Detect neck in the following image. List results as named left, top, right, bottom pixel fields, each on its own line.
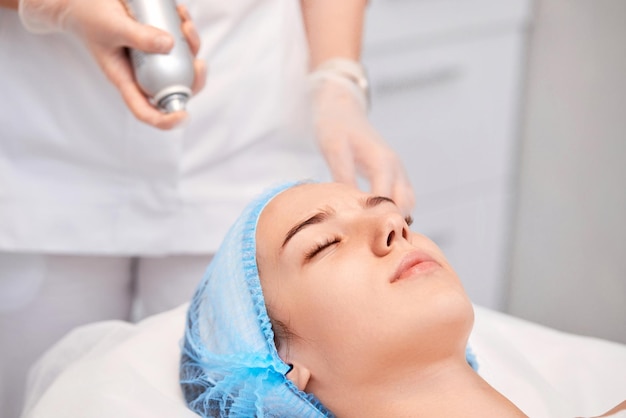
left=321, top=358, right=527, bottom=418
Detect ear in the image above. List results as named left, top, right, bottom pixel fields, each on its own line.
left=285, top=362, right=311, bottom=392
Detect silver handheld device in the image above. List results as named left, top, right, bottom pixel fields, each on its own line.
left=126, top=0, right=194, bottom=113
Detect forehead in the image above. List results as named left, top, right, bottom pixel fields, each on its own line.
left=262, top=183, right=363, bottom=221
left=256, top=183, right=364, bottom=246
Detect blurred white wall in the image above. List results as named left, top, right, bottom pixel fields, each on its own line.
left=363, top=0, right=531, bottom=311
left=506, top=0, right=626, bottom=343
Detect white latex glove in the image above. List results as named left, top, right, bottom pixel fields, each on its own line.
left=309, top=59, right=415, bottom=216
left=18, top=0, right=207, bottom=130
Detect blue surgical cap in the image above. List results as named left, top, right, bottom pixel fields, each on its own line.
left=180, top=180, right=478, bottom=417
left=179, top=180, right=333, bottom=417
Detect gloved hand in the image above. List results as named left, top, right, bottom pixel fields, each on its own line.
left=18, top=0, right=207, bottom=130
left=309, top=58, right=415, bottom=215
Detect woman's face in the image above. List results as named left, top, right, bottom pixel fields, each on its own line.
left=256, top=182, right=473, bottom=391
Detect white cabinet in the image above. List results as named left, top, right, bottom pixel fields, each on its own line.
left=362, top=0, right=532, bottom=309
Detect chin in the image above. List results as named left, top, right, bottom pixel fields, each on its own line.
left=410, top=286, right=475, bottom=353
left=434, top=286, right=473, bottom=321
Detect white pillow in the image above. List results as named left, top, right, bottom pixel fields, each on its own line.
left=22, top=304, right=626, bottom=418
left=22, top=304, right=197, bottom=418
left=469, top=307, right=626, bottom=417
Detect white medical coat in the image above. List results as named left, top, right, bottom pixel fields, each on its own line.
left=0, top=0, right=326, bottom=255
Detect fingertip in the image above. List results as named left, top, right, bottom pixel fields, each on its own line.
left=197, top=59, right=208, bottom=75
left=182, top=20, right=201, bottom=55
left=107, top=55, right=187, bottom=130
left=191, top=59, right=208, bottom=94
left=119, top=84, right=172, bottom=130
left=152, top=31, right=174, bottom=53
left=161, top=111, right=189, bottom=130
left=177, top=4, right=191, bottom=22
left=403, top=182, right=417, bottom=211
left=396, top=186, right=417, bottom=216
left=334, top=175, right=358, bottom=189
left=139, top=109, right=187, bottom=131
left=124, top=21, right=173, bottom=53
left=330, top=167, right=357, bottom=187
left=402, top=199, right=416, bottom=218
left=370, top=178, right=393, bottom=202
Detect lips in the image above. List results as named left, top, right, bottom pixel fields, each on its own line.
left=390, top=251, right=440, bottom=283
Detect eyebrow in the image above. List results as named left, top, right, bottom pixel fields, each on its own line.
left=280, top=195, right=397, bottom=249
left=364, top=195, right=395, bottom=209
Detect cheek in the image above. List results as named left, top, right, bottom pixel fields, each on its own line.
left=285, top=263, right=376, bottom=335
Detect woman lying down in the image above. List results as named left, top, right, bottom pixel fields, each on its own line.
left=179, top=180, right=626, bottom=418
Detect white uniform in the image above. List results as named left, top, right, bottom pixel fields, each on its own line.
left=0, top=0, right=324, bottom=255
left=0, top=2, right=326, bottom=417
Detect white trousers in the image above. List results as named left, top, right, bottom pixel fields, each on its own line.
left=0, top=252, right=212, bottom=418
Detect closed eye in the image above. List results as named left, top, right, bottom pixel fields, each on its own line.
left=304, top=237, right=340, bottom=261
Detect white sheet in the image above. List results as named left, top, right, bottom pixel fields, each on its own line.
left=21, top=304, right=626, bottom=418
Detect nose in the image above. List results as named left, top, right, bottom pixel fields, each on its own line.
left=372, top=212, right=409, bottom=256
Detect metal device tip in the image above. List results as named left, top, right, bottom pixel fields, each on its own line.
left=159, top=93, right=188, bottom=113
